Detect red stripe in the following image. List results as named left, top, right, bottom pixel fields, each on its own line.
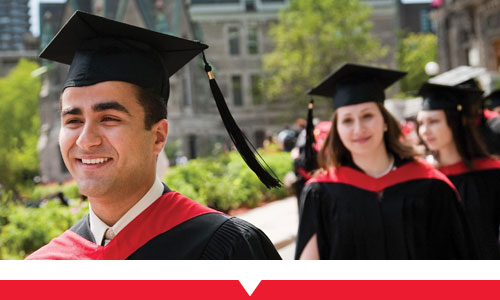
left=439, top=157, right=500, bottom=177
left=297, top=167, right=311, bottom=180
left=2, top=280, right=500, bottom=299
left=307, top=159, right=456, bottom=193
left=484, top=109, right=499, bottom=120
left=26, top=192, right=220, bottom=260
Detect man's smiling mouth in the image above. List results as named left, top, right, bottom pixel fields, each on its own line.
left=78, top=158, right=111, bottom=165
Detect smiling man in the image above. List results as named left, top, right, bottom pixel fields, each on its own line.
left=26, top=11, right=280, bottom=260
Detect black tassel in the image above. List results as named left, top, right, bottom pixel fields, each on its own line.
left=201, top=51, right=282, bottom=188
left=304, top=99, right=317, bottom=172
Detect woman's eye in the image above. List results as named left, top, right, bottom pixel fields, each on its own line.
left=362, top=113, right=373, bottom=119
left=342, top=118, right=353, bottom=124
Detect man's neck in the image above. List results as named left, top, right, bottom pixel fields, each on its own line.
left=88, top=176, right=156, bottom=226
left=351, top=145, right=392, bottom=178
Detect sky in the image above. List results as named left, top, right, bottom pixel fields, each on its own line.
left=28, top=0, right=66, bottom=37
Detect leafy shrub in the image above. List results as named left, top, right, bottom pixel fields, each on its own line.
left=0, top=193, right=88, bottom=259
left=164, top=150, right=293, bottom=212
left=32, top=181, right=80, bottom=201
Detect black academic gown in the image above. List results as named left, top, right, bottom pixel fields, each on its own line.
left=295, top=159, right=474, bottom=260
left=439, top=158, right=500, bottom=259
left=26, top=186, right=281, bottom=260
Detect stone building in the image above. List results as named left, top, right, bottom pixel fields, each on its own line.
left=0, top=0, right=37, bottom=76
left=37, top=0, right=218, bottom=183
left=189, top=0, right=402, bottom=147
left=430, top=0, right=500, bottom=89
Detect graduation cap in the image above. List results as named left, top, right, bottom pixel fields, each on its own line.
left=484, top=90, right=500, bottom=109
left=41, top=11, right=281, bottom=188
left=307, top=63, right=406, bottom=109
left=419, top=82, right=483, bottom=113
left=428, top=65, right=485, bottom=89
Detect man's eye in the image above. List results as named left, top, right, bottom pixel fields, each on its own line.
left=65, top=119, right=82, bottom=125
left=102, top=117, right=120, bottom=122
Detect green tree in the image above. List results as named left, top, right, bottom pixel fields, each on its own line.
left=0, top=59, right=41, bottom=194
left=397, top=32, right=437, bottom=95
left=262, top=0, right=388, bottom=104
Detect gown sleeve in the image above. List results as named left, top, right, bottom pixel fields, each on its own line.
left=426, top=180, right=477, bottom=259
left=200, top=217, right=282, bottom=260
left=295, top=182, right=322, bottom=259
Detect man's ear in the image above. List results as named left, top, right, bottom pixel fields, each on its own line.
left=152, top=119, right=168, bottom=155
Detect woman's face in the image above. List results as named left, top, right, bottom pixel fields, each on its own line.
left=336, top=102, right=386, bottom=157
left=417, top=110, right=454, bottom=152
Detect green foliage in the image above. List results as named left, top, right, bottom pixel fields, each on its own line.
left=0, top=192, right=88, bottom=259
left=262, top=0, right=388, bottom=104
left=32, top=181, right=81, bottom=200
left=164, top=150, right=293, bottom=212
left=397, top=32, right=437, bottom=95
left=0, top=59, right=42, bottom=193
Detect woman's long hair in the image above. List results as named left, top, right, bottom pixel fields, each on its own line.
left=318, top=102, right=417, bottom=169
left=440, top=109, right=490, bottom=170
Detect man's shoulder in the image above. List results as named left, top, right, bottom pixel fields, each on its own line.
left=200, top=216, right=281, bottom=259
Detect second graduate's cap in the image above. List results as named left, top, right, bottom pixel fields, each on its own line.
left=40, top=10, right=207, bottom=100
left=484, top=90, right=500, bottom=109
left=307, top=63, right=406, bottom=109
left=419, top=82, right=483, bottom=112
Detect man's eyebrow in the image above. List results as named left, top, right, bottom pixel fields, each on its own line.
left=61, top=107, right=82, bottom=117
left=92, top=101, right=131, bottom=116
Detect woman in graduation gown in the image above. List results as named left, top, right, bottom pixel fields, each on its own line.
left=417, top=83, right=500, bottom=259
left=295, top=64, right=474, bottom=260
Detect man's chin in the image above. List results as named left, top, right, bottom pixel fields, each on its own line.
left=76, top=179, right=112, bottom=198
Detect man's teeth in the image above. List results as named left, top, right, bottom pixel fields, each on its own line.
left=81, top=158, right=109, bottom=164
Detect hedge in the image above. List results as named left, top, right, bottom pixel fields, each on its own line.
left=0, top=149, right=293, bottom=259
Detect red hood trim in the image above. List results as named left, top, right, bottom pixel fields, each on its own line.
left=438, top=158, right=500, bottom=177
left=26, top=192, right=220, bottom=260
left=307, top=159, right=456, bottom=194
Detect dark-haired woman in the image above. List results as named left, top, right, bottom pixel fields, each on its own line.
left=417, top=83, right=500, bottom=259
left=295, top=64, right=473, bottom=260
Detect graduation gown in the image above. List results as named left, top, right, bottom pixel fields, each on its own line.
left=26, top=187, right=281, bottom=260
left=439, top=158, right=500, bottom=259
left=295, top=159, right=474, bottom=260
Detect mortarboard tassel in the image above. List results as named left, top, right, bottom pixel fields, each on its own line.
left=304, top=99, right=317, bottom=172
left=201, top=51, right=282, bottom=188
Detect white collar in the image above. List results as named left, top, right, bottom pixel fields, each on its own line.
left=89, top=177, right=164, bottom=245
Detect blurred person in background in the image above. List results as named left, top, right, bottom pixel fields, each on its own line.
left=417, top=83, right=500, bottom=259
left=296, top=64, right=473, bottom=260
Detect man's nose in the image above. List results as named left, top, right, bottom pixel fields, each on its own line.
left=76, top=122, right=102, bottom=150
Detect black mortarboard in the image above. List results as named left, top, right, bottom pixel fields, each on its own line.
left=428, top=65, right=485, bottom=90
left=419, top=82, right=483, bottom=113
left=307, top=63, right=406, bottom=109
left=40, top=10, right=207, bottom=100
left=41, top=11, right=281, bottom=188
left=484, top=90, right=500, bottom=109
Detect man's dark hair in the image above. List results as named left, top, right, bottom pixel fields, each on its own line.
left=135, top=86, right=168, bottom=130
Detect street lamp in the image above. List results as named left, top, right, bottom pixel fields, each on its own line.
left=425, top=61, right=440, bottom=76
